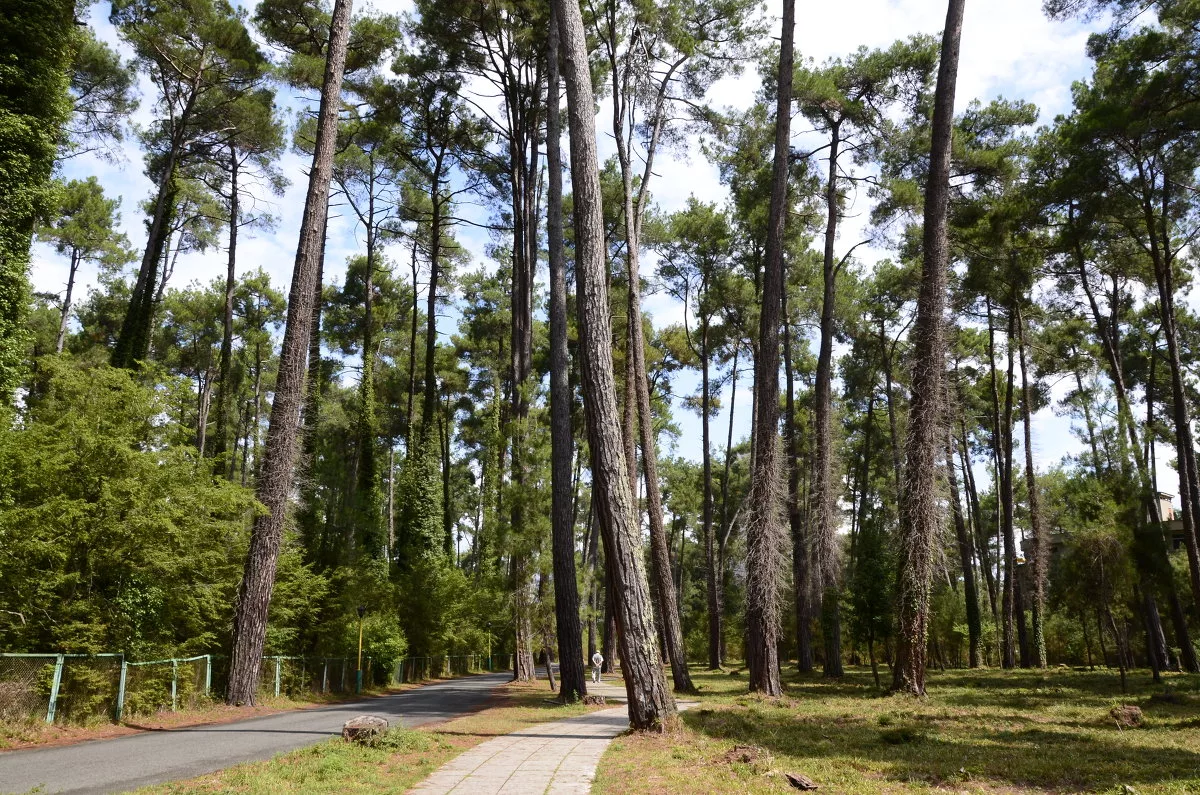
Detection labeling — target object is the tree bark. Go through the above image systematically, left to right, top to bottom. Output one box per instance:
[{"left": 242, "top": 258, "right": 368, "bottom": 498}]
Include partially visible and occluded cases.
[
  {"left": 226, "top": 0, "right": 352, "bottom": 706},
  {"left": 555, "top": 0, "right": 674, "bottom": 728},
  {"left": 744, "top": 0, "right": 794, "bottom": 697},
  {"left": 890, "top": 0, "right": 965, "bottom": 696},
  {"left": 547, "top": 9, "right": 587, "bottom": 701},
  {"left": 814, "top": 122, "right": 843, "bottom": 679},
  {"left": 213, "top": 144, "right": 239, "bottom": 461},
  {"left": 55, "top": 250, "right": 81, "bottom": 354},
  {"left": 784, "top": 290, "right": 813, "bottom": 673},
  {"left": 988, "top": 300, "right": 1018, "bottom": 669},
  {"left": 1016, "top": 306, "right": 1047, "bottom": 668},
  {"left": 707, "top": 335, "right": 728, "bottom": 669},
  {"left": 946, "top": 432, "right": 981, "bottom": 668}
]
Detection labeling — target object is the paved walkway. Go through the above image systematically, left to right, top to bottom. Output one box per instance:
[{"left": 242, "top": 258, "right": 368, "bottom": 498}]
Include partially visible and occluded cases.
[{"left": 411, "top": 676, "right": 691, "bottom": 795}]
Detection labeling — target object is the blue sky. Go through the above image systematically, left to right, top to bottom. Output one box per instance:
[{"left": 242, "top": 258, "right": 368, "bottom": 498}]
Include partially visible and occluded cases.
[{"left": 32, "top": 0, "right": 1185, "bottom": 504}]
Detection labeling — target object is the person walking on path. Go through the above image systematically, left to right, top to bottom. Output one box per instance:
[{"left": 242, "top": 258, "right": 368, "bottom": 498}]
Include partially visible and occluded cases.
[{"left": 591, "top": 651, "right": 604, "bottom": 683}]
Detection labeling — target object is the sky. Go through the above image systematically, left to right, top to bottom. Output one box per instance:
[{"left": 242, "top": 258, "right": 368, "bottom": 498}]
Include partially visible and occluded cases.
[{"left": 30, "top": 0, "right": 1185, "bottom": 504}]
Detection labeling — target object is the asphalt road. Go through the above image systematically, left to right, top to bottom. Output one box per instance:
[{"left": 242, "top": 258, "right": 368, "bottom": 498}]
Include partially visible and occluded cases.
[{"left": 0, "top": 672, "right": 510, "bottom": 795}]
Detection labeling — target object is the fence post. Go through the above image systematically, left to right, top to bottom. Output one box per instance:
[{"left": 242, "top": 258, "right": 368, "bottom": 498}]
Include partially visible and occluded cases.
[
  {"left": 45, "top": 654, "right": 65, "bottom": 724},
  {"left": 204, "top": 655, "right": 212, "bottom": 698},
  {"left": 116, "top": 657, "right": 128, "bottom": 721},
  {"left": 274, "top": 658, "right": 281, "bottom": 698},
  {"left": 171, "top": 659, "right": 179, "bottom": 711},
  {"left": 322, "top": 659, "right": 328, "bottom": 694}
]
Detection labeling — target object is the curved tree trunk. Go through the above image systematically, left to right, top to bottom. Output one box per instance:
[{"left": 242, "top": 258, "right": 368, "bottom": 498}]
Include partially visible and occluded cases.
[
  {"left": 226, "top": 0, "right": 352, "bottom": 706},
  {"left": 555, "top": 0, "right": 674, "bottom": 729},
  {"left": 890, "top": 0, "right": 965, "bottom": 696}
]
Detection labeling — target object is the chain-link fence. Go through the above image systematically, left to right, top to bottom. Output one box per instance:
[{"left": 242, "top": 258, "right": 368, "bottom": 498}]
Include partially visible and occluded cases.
[
  {"left": 0, "top": 654, "right": 122, "bottom": 723},
  {"left": 0, "top": 654, "right": 55, "bottom": 722},
  {"left": 122, "top": 656, "right": 212, "bottom": 717}
]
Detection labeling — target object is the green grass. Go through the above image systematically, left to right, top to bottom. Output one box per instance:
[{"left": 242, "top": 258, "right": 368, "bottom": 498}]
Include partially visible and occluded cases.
[
  {"left": 595, "top": 666, "right": 1200, "bottom": 794},
  {"left": 137, "top": 680, "right": 604, "bottom": 794}
]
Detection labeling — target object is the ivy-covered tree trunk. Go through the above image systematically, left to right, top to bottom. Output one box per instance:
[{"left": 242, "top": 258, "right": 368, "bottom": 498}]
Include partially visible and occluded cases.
[
  {"left": 0, "top": 0, "right": 74, "bottom": 397},
  {"left": 226, "top": 0, "right": 351, "bottom": 706},
  {"left": 555, "top": 0, "right": 674, "bottom": 728},
  {"left": 744, "top": 0, "right": 794, "bottom": 698},
  {"left": 890, "top": 0, "right": 965, "bottom": 696},
  {"left": 546, "top": 8, "right": 587, "bottom": 701}
]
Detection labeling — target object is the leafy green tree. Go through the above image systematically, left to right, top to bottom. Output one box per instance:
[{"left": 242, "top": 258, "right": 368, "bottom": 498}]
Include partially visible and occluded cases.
[
  {"left": 109, "top": 0, "right": 271, "bottom": 369},
  {"left": 63, "top": 25, "right": 137, "bottom": 160},
  {"left": 37, "top": 177, "right": 135, "bottom": 354},
  {"left": 0, "top": 360, "right": 264, "bottom": 656}
]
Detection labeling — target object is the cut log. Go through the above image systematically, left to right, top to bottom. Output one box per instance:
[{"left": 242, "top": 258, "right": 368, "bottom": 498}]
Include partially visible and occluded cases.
[{"left": 786, "top": 772, "right": 819, "bottom": 790}]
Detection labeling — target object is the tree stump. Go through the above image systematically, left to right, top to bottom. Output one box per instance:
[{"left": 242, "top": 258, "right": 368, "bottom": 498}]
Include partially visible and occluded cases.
[
  {"left": 1110, "top": 705, "right": 1143, "bottom": 729},
  {"left": 342, "top": 715, "right": 389, "bottom": 744}
]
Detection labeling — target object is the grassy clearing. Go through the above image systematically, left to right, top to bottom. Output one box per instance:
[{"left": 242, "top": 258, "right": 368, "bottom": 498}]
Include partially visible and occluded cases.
[
  {"left": 595, "top": 666, "right": 1200, "bottom": 794},
  {"left": 138, "top": 680, "right": 604, "bottom": 794}
]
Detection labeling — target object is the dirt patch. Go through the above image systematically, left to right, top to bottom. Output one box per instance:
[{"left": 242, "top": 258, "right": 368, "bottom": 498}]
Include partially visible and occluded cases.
[{"left": 716, "top": 744, "right": 771, "bottom": 766}]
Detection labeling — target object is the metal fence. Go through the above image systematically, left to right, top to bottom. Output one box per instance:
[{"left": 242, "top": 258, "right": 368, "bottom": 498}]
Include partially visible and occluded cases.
[
  {"left": 1, "top": 651, "right": 487, "bottom": 726},
  {"left": 394, "top": 654, "right": 487, "bottom": 682},
  {"left": 122, "top": 655, "right": 212, "bottom": 718},
  {"left": 258, "top": 656, "right": 366, "bottom": 698}
]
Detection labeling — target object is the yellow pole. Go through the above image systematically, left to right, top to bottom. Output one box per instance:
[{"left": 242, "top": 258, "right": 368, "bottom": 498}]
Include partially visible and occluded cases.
[{"left": 356, "top": 612, "right": 365, "bottom": 693}]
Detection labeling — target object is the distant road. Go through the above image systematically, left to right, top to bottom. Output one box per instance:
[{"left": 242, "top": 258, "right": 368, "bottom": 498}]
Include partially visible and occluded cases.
[{"left": 0, "top": 672, "right": 510, "bottom": 795}]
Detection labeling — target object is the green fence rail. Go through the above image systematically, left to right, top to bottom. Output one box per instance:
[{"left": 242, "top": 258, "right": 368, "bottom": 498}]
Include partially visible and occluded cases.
[{"left": 1, "top": 651, "right": 489, "bottom": 725}]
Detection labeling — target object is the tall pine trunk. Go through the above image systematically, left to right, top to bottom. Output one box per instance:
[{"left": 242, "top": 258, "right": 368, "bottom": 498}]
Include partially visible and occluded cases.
[
  {"left": 226, "top": 0, "right": 352, "bottom": 705},
  {"left": 555, "top": 0, "right": 674, "bottom": 728},
  {"left": 744, "top": 0, "right": 794, "bottom": 697},
  {"left": 890, "top": 0, "right": 965, "bottom": 696},
  {"left": 546, "top": 9, "right": 587, "bottom": 701},
  {"left": 814, "top": 123, "right": 842, "bottom": 679},
  {"left": 214, "top": 145, "right": 239, "bottom": 462},
  {"left": 55, "top": 251, "right": 81, "bottom": 354},
  {"left": 784, "top": 289, "right": 813, "bottom": 673},
  {"left": 1017, "top": 306, "right": 1047, "bottom": 668},
  {"left": 703, "top": 327, "right": 722, "bottom": 669},
  {"left": 946, "top": 432, "right": 981, "bottom": 667}
]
